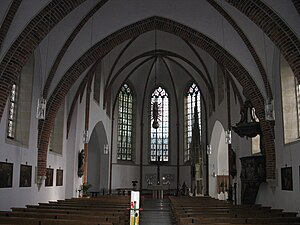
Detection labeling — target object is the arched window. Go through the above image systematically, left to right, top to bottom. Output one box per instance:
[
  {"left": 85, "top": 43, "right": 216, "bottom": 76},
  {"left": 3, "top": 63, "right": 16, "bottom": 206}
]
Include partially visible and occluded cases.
[
  {"left": 6, "top": 55, "right": 34, "bottom": 146},
  {"left": 280, "top": 55, "right": 300, "bottom": 143},
  {"left": 7, "top": 83, "right": 18, "bottom": 139},
  {"left": 185, "top": 83, "right": 201, "bottom": 162},
  {"left": 117, "top": 84, "right": 134, "bottom": 161},
  {"left": 150, "top": 86, "right": 169, "bottom": 162},
  {"left": 49, "top": 103, "right": 64, "bottom": 155}
]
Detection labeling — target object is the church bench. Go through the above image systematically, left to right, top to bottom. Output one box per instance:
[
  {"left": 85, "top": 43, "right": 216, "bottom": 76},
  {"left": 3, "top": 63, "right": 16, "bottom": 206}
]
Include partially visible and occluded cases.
[
  {"left": 57, "top": 195, "right": 145, "bottom": 207},
  {"left": 2, "top": 196, "right": 131, "bottom": 225},
  {"left": 66, "top": 196, "right": 130, "bottom": 203},
  {"left": 169, "top": 196, "right": 300, "bottom": 225},
  {"left": 53, "top": 199, "right": 129, "bottom": 204},
  {"left": 55, "top": 199, "right": 129, "bottom": 205},
  {"left": 40, "top": 200, "right": 128, "bottom": 207},
  {"left": 170, "top": 201, "right": 263, "bottom": 208},
  {"left": 46, "top": 202, "right": 129, "bottom": 208},
  {"left": 43, "top": 203, "right": 129, "bottom": 211},
  {"left": 171, "top": 203, "right": 265, "bottom": 208},
  {"left": 26, "top": 204, "right": 127, "bottom": 212},
  {"left": 171, "top": 204, "right": 298, "bottom": 219},
  {"left": 172, "top": 206, "right": 276, "bottom": 212},
  {"left": 11, "top": 207, "right": 125, "bottom": 216},
  {"left": 172, "top": 207, "right": 293, "bottom": 217},
  {"left": 172, "top": 207, "right": 279, "bottom": 217},
  {"left": 11, "top": 208, "right": 128, "bottom": 224},
  {"left": 0, "top": 211, "right": 120, "bottom": 224},
  {"left": 174, "top": 211, "right": 293, "bottom": 219},
  {"left": 178, "top": 216, "right": 300, "bottom": 225},
  {"left": 0, "top": 217, "right": 113, "bottom": 225},
  {"left": 186, "top": 223, "right": 300, "bottom": 225}
]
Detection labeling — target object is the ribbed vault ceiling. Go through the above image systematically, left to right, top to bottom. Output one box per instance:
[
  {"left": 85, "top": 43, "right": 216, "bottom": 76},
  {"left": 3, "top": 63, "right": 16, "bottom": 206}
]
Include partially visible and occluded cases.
[{"left": 0, "top": 0, "right": 299, "bottom": 179}]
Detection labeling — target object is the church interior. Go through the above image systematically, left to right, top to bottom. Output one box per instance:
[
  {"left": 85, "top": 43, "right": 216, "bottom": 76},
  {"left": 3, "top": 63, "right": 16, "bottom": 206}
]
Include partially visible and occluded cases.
[{"left": 0, "top": 0, "right": 300, "bottom": 224}]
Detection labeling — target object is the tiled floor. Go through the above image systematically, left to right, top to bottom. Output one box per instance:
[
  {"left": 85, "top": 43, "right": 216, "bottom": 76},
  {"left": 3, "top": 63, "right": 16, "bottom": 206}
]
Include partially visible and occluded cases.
[{"left": 139, "top": 198, "right": 176, "bottom": 225}]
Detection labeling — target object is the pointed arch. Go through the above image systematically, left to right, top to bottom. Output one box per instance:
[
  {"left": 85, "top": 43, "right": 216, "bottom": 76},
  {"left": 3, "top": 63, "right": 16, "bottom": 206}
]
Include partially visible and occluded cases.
[
  {"left": 38, "top": 16, "right": 274, "bottom": 180},
  {"left": 116, "top": 82, "right": 136, "bottom": 161},
  {"left": 184, "top": 82, "right": 201, "bottom": 163},
  {"left": 150, "top": 85, "right": 169, "bottom": 162}
]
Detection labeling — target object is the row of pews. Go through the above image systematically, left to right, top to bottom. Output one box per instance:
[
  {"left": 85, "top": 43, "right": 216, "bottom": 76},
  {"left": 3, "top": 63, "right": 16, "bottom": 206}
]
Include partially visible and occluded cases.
[
  {"left": 0, "top": 195, "right": 131, "bottom": 225},
  {"left": 169, "top": 196, "right": 300, "bottom": 225}
]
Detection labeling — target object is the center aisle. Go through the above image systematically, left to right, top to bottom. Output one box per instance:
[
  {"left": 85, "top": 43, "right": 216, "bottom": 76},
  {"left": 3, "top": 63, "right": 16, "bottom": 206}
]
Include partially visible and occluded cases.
[{"left": 139, "top": 197, "right": 176, "bottom": 225}]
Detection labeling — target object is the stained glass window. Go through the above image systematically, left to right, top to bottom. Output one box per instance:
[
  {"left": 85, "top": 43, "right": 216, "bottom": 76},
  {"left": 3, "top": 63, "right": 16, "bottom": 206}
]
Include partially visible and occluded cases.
[
  {"left": 185, "top": 83, "right": 201, "bottom": 162},
  {"left": 117, "top": 84, "right": 134, "bottom": 161},
  {"left": 150, "top": 86, "right": 169, "bottom": 162}
]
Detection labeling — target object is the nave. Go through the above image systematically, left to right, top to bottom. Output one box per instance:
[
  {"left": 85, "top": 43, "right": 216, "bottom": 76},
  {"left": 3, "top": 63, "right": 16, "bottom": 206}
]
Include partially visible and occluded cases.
[{"left": 1, "top": 0, "right": 300, "bottom": 217}]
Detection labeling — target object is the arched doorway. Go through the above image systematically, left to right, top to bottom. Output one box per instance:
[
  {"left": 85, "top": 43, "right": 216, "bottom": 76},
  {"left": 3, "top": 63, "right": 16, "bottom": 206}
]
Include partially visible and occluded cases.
[
  {"left": 87, "top": 121, "right": 109, "bottom": 194},
  {"left": 209, "top": 121, "right": 228, "bottom": 200}
]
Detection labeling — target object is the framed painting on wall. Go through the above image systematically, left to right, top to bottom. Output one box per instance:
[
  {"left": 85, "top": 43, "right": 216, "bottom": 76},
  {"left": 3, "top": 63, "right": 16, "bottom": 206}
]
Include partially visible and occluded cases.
[
  {"left": 0, "top": 162, "right": 13, "bottom": 188},
  {"left": 19, "top": 164, "right": 32, "bottom": 187},
  {"left": 281, "top": 167, "right": 293, "bottom": 191},
  {"left": 45, "top": 168, "right": 54, "bottom": 187},
  {"left": 56, "top": 169, "right": 63, "bottom": 186}
]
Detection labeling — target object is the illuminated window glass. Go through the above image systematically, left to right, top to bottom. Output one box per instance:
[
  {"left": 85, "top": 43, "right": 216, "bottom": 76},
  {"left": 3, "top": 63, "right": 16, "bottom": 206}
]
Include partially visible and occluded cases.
[
  {"left": 6, "top": 55, "right": 34, "bottom": 146},
  {"left": 281, "top": 55, "right": 300, "bottom": 143},
  {"left": 7, "top": 83, "right": 18, "bottom": 139},
  {"left": 184, "top": 83, "right": 201, "bottom": 162},
  {"left": 117, "top": 84, "right": 134, "bottom": 161},
  {"left": 150, "top": 86, "right": 169, "bottom": 162}
]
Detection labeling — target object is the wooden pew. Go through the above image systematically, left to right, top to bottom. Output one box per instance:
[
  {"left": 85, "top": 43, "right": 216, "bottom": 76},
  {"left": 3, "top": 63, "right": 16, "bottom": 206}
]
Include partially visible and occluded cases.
[
  {"left": 2, "top": 196, "right": 132, "bottom": 225},
  {"left": 169, "top": 196, "right": 300, "bottom": 225},
  {"left": 26, "top": 204, "right": 127, "bottom": 212},
  {"left": 11, "top": 205, "right": 128, "bottom": 224},
  {"left": 11, "top": 207, "right": 125, "bottom": 216},
  {"left": 0, "top": 211, "right": 120, "bottom": 224},
  {"left": 178, "top": 216, "right": 300, "bottom": 225},
  {"left": 0, "top": 217, "right": 113, "bottom": 225},
  {"left": 185, "top": 223, "right": 300, "bottom": 225}
]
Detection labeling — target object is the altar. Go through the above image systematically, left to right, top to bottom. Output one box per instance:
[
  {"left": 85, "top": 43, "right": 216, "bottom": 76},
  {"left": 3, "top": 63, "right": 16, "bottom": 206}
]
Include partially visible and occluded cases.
[{"left": 148, "top": 185, "right": 169, "bottom": 199}]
